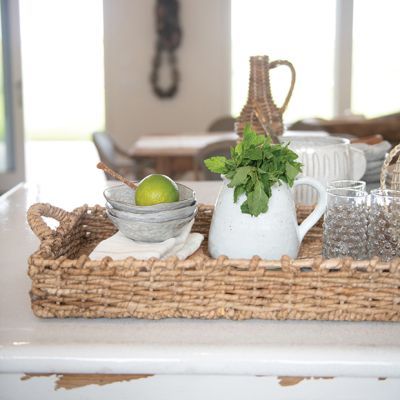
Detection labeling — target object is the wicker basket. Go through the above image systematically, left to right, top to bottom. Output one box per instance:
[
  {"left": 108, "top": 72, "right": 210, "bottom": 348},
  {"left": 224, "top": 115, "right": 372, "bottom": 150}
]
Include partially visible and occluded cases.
[
  {"left": 381, "top": 142, "right": 400, "bottom": 190},
  {"left": 27, "top": 203, "right": 400, "bottom": 321}
]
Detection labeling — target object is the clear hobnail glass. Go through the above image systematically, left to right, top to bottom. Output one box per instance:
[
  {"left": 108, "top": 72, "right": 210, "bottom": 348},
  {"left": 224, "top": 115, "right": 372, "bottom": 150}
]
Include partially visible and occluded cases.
[
  {"left": 327, "top": 180, "right": 366, "bottom": 191},
  {"left": 323, "top": 188, "right": 369, "bottom": 260},
  {"left": 368, "top": 189, "right": 400, "bottom": 261}
]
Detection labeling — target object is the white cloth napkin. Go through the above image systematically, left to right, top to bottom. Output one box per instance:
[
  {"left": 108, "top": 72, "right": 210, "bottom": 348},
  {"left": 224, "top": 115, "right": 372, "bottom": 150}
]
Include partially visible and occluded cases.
[{"left": 90, "top": 220, "right": 204, "bottom": 260}]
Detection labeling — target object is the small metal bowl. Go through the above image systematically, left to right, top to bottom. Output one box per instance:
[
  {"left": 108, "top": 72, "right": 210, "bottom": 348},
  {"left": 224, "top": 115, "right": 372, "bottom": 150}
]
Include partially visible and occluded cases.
[
  {"left": 104, "top": 183, "right": 195, "bottom": 213},
  {"left": 106, "top": 202, "right": 197, "bottom": 222},
  {"left": 106, "top": 211, "right": 195, "bottom": 242}
]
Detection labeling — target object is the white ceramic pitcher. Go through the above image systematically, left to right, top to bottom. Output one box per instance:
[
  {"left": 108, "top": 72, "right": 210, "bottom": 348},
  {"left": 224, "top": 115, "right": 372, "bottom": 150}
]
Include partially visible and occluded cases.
[{"left": 208, "top": 177, "right": 327, "bottom": 260}]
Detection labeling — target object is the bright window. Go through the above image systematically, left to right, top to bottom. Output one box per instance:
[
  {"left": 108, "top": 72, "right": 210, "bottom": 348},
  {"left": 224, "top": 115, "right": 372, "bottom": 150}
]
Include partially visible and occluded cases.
[
  {"left": 20, "top": 0, "right": 104, "bottom": 140},
  {"left": 231, "top": 0, "right": 336, "bottom": 123},
  {"left": 232, "top": 0, "right": 400, "bottom": 123},
  {"left": 351, "top": 0, "right": 400, "bottom": 118},
  {"left": 0, "top": 2, "right": 6, "bottom": 172}
]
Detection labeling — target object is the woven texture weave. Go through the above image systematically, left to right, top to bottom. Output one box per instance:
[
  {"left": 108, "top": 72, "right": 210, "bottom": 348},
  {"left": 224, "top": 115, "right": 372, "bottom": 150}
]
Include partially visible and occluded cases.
[{"left": 27, "top": 203, "right": 400, "bottom": 321}]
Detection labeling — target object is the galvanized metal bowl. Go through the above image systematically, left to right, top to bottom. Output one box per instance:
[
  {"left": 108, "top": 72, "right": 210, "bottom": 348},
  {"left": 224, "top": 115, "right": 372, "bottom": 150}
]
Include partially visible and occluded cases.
[
  {"left": 103, "top": 183, "right": 195, "bottom": 213},
  {"left": 106, "top": 202, "right": 197, "bottom": 223},
  {"left": 106, "top": 211, "right": 195, "bottom": 242}
]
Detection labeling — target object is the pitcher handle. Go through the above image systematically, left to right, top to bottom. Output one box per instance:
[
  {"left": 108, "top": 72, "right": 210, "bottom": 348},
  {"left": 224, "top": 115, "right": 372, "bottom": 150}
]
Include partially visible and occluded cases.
[
  {"left": 269, "top": 59, "right": 296, "bottom": 113},
  {"left": 293, "top": 177, "right": 327, "bottom": 242}
]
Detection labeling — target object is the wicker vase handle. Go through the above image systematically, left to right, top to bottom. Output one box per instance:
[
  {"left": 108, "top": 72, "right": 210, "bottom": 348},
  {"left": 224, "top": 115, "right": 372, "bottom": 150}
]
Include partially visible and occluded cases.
[
  {"left": 269, "top": 59, "right": 296, "bottom": 113},
  {"left": 380, "top": 143, "right": 400, "bottom": 190},
  {"left": 27, "top": 203, "right": 73, "bottom": 241}
]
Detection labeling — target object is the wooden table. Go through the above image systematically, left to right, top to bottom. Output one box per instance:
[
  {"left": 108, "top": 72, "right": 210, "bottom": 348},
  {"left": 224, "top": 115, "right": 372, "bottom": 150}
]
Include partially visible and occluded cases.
[
  {"left": 128, "top": 132, "right": 238, "bottom": 179},
  {"left": 1, "top": 181, "right": 400, "bottom": 399}
]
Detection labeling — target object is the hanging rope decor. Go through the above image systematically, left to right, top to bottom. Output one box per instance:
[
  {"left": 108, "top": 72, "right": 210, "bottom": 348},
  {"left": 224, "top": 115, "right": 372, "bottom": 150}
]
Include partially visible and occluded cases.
[{"left": 150, "top": 0, "right": 182, "bottom": 99}]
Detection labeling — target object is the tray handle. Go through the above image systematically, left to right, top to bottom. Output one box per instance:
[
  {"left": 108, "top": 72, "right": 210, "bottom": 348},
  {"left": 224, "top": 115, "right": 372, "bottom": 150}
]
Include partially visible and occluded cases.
[{"left": 27, "top": 203, "right": 74, "bottom": 241}]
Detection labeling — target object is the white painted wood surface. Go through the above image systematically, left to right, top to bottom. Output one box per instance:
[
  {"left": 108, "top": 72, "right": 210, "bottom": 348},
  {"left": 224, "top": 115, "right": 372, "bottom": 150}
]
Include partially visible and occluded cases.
[{"left": 1, "top": 374, "right": 400, "bottom": 400}]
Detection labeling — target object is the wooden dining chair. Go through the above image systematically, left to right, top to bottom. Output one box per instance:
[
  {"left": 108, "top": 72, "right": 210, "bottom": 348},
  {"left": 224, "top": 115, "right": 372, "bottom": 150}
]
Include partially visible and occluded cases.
[
  {"left": 207, "top": 116, "right": 236, "bottom": 132},
  {"left": 92, "top": 131, "right": 138, "bottom": 180},
  {"left": 195, "top": 139, "right": 237, "bottom": 180}
]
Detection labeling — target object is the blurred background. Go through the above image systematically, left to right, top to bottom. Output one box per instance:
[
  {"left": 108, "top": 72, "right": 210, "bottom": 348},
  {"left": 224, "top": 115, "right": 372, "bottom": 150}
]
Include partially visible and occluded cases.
[{"left": 0, "top": 0, "right": 399, "bottom": 193}]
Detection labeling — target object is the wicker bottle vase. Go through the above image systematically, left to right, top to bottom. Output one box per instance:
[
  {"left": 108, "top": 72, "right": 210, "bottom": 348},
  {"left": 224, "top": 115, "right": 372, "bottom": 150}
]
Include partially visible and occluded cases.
[{"left": 236, "top": 55, "right": 296, "bottom": 143}]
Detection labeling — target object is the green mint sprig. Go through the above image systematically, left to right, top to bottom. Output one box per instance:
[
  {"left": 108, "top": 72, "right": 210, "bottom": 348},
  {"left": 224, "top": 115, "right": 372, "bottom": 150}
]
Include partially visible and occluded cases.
[{"left": 204, "top": 125, "right": 302, "bottom": 217}]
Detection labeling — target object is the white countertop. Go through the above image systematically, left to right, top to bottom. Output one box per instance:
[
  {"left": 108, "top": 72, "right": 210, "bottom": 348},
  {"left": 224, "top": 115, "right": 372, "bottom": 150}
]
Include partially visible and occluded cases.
[{"left": 1, "top": 181, "right": 400, "bottom": 377}]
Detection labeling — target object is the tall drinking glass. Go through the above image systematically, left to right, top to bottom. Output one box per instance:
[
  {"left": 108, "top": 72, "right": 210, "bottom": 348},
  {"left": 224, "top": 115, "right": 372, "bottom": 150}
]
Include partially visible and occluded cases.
[
  {"left": 327, "top": 180, "right": 366, "bottom": 191},
  {"left": 323, "top": 188, "right": 369, "bottom": 259},
  {"left": 368, "top": 189, "right": 400, "bottom": 261}
]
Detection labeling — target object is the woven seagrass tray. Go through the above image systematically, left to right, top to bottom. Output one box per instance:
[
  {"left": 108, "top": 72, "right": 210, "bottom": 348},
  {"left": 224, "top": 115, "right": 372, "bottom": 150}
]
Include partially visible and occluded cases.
[{"left": 27, "top": 203, "right": 400, "bottom": 321}]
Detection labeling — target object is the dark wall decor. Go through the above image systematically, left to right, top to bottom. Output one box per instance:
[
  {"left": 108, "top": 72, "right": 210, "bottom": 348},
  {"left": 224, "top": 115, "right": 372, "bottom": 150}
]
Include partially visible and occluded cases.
[{"left": 150, "top": 0, "right": 182, "bottom": 99}]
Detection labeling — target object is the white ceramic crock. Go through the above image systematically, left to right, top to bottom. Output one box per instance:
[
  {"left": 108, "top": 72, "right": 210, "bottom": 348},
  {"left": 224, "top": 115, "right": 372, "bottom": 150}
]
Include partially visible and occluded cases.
[
  {"left": 280, "top": 136, "right": 367, "bottom": 204},
  {"left": 208, "top": 177, "right": 327, "bottom": 260}
]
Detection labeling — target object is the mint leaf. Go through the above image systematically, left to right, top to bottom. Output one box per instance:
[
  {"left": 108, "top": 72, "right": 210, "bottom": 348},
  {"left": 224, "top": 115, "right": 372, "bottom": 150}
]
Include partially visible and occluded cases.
[
  {"left": 243, "top": 124, "right": 265, "bottom": 148},
  {"left": 243, "top": 124, "right": 257, "bottom": 144},
  {"left": 234, "top": 141, "right": 243, "bottom": 157},
  {"left": 245, "top": 146, "right": 263, "bottom": 160},
  {"left": 204, "top": 156, "right": 227, "bottom": 174},
  {"left": 225, "top": 159, "right": 236, "bottom": 170},
  {"left": 286, "top": 162, "right": 300, "bottom": 185},
  {"left": 228, "top": 166, "right": 252, "bottom": 187},
  {"left": 225, "top": 170, "right": 235, "bottom": 179},
  {"left": 247, "top": 180, "right": 268, "bottom": 217},
  {"left": 233, "top": 185, "right": 246, "bottom": 202},
  {"left": 240, "top": 200, "right": 250, "bottom": 214}
]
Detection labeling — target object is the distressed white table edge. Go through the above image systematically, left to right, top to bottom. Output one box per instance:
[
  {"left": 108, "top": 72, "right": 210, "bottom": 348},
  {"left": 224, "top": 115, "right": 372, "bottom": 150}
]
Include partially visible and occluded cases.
[{"left": 1, "top": 181, "right": 400, "bottom": 381}]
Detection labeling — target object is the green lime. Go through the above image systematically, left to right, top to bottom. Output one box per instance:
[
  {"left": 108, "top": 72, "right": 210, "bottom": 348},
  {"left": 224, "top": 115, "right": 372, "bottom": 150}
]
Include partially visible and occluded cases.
[{"left": 135, "top": 174, "right": 179, "bottom": 206}]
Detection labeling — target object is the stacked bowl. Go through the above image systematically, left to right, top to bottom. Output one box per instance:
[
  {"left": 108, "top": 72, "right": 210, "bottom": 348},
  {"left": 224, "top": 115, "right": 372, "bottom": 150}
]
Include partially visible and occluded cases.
[{"left": 104, "top": 183, "right": 197, "bottom": 242}]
